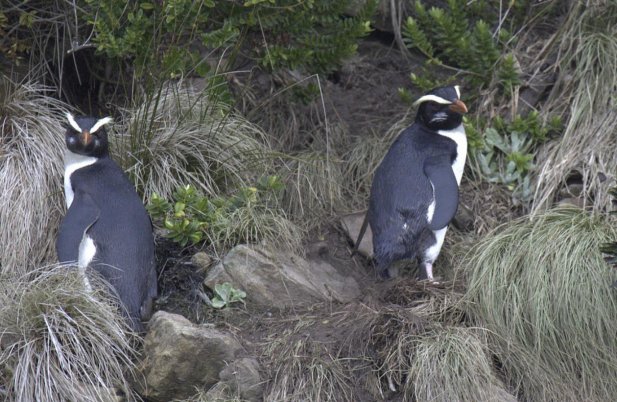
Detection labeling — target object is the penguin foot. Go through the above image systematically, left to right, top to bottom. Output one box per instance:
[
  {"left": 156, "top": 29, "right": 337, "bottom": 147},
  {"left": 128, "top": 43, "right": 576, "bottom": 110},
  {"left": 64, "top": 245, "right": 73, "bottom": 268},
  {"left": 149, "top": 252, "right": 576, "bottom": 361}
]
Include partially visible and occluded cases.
[{"left": 418, "top": 262, "right": 439, "bottom": 283}]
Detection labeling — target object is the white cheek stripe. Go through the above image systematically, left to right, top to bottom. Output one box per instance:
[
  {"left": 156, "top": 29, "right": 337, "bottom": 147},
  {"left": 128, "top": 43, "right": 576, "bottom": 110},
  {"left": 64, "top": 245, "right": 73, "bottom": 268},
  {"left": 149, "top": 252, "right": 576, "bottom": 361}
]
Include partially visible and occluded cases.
[
  {"left": 454, "top": 85, "right": 460, "bottom": 98},
  {"left": 413, "top": 94, "right": 451, "bottom": 106},
  {"left": 66, "top": 113, "right": 81, "bottom": 132},
  {"left": 90, "top": 117, "right": 113, "bottom": 133}
]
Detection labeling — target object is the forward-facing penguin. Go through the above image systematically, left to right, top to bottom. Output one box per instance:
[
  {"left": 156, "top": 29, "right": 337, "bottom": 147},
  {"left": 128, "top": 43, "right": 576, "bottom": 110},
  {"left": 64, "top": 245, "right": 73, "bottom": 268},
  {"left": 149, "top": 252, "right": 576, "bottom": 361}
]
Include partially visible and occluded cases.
[
  {"left": 360, "top": 86, "right": 468, "bottom": 281},
  {"left": 56, "top": 114, "right": 157, "bottom": 331}
]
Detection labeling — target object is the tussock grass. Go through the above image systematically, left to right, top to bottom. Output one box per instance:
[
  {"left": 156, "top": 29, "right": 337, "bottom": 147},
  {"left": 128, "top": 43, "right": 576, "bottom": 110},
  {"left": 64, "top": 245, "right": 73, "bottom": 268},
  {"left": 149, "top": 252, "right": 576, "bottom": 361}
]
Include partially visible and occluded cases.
[
  {"left": 532, "top": 1, "right": 617, "bottom": 213},
  {"left": 0, "top": 78, "right": 69, "bottom": 275},
  {"left": 114, "top": 82, "right": 272, "bottom": 200},
  {"left": 279, "top": 150, "right": 346, "bottom": 221},
  {"left": 206, "top": 200, "right": 303, "bottom": 257},
  {"left": 464, "top": 206, "right": 617, "bottom": 401},
  {"left": 0, "top": 265, "right": 139, "bottom": 401},
  {"left": 339, "top": 281, "right": 500, "bottom": 401},
  {"left": 263, "top": 326, "right": 354, "bottom": 402},
  {"left": 408, "top": 327, "right": 507, "bottom": 402}
]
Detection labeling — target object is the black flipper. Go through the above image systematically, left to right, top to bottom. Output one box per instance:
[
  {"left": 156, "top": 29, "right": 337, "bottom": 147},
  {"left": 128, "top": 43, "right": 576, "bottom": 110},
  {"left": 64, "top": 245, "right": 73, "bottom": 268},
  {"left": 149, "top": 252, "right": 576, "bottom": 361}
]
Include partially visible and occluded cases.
[
  {"left": 424, "top": 156, "right": 459, "bottom": 230},
  {"left": 56, "top": 192, "right": 100, "bottom": 263}
]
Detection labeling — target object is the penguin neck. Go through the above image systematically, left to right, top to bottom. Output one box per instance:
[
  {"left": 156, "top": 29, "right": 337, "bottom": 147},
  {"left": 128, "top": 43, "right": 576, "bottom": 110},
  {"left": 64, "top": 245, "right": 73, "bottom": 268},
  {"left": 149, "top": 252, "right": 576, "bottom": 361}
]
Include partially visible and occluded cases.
[
  {"left": 436, "top": 123, "right": 467, "bottom": 184},
  {"left": 64, "top": 150, "right": 99, "bottom": 208}
]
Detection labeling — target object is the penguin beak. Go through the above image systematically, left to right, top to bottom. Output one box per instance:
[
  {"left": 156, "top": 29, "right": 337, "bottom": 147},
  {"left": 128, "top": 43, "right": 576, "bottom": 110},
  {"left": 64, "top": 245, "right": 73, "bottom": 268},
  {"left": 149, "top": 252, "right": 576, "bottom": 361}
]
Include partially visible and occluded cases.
[
  {"left": 449, "top": 100, "right": 468, "bottom": 114},
  {"left": 80, "top": 130, "right": 92, "bottom": 146}
]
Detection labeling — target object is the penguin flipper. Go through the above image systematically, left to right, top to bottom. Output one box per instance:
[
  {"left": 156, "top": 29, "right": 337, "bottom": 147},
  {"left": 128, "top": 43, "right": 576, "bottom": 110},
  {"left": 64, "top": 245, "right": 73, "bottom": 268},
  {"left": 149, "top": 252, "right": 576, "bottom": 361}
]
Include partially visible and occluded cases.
[
  {"left": 424, "top": 156, "right": 459, "bottom": 230},
  {"left": 56, "top": 192, "right": 100, "bottom": 263}
]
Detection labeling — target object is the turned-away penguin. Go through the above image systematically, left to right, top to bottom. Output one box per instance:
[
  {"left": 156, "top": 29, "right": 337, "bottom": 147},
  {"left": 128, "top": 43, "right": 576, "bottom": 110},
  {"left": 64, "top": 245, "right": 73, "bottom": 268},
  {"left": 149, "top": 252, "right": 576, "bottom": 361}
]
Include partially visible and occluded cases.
[
  {"left": 356, "top": 85, "right": 468, "bottom": 280},
  {"left": 56, "top": 114, "right": 157, "bottom": 331}
]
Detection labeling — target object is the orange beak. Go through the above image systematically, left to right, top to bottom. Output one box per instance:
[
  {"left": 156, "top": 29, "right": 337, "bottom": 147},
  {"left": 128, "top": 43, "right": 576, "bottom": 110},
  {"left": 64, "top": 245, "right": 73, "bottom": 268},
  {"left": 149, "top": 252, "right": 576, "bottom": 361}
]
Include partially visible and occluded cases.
[
  {"left": 449, "top": 99, "right": 468, "bottom": 114},
  {"left": 80, "top": 130, "right": 92, "bottom": 145}
]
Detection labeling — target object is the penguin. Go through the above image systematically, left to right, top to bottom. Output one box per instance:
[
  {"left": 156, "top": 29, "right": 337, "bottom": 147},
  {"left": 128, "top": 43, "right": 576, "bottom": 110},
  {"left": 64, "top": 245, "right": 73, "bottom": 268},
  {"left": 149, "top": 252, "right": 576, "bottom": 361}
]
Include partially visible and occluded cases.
[
  {"left": 360, "top": 85, "right": 468, "bottom": 281},
  {"left": 56, "top": 113, "right": 158, "bottom": 332}
]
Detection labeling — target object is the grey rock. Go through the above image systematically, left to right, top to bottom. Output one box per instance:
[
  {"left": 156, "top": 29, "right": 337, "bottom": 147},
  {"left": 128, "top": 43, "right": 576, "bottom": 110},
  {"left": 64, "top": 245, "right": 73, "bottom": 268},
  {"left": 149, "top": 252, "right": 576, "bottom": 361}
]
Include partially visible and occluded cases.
[
  {"left": 341, "top": 211, "right": 373, "bottom": 258},
  {"left": 204, "top": 245, "right": 361, "bottom": 309},
  {"left": 191, "top": 251, "right": 214, "bottom": 273},
  {"left": 136, "top": 311, "right": 243, "bottom": 402},
  {"left": 219, "top": 358, "right": 263, "bottom": 402}
]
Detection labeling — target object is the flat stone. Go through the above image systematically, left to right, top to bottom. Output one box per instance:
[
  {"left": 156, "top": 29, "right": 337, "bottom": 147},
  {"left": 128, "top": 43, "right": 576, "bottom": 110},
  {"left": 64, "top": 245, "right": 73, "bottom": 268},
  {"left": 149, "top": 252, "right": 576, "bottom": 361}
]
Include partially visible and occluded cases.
[{"left": 204, "top": 245, "right": 361, "bottom": 309}]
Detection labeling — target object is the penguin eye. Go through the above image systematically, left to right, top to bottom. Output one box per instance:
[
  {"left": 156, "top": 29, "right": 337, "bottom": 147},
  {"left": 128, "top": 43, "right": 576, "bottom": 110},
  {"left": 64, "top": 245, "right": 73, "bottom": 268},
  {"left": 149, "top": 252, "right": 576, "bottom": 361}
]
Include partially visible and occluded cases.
[{"left": 424, "top": 101, "right": 442, "bottom": 114}]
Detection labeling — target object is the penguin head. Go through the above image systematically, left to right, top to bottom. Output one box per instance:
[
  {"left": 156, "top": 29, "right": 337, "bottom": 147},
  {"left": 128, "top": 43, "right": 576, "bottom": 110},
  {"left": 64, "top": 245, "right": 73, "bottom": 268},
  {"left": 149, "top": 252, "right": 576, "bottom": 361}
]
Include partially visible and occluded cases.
[
  {"left": 413, "top": 85, "right": 468, "bottom": 131},
  {"left": 65, "top": 114, "right": 112, "bottom": 158}
]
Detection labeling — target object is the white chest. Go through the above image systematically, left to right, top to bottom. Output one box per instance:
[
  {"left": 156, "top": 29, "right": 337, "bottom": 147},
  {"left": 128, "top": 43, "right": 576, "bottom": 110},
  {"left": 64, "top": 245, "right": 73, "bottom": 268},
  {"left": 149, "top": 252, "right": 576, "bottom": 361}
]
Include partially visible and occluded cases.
[
  {"left": 437, "top": 124, "right": 467, "bottom": 184},
  {"left": 64, "top": 151, "right": 97, "bottom": 208}
]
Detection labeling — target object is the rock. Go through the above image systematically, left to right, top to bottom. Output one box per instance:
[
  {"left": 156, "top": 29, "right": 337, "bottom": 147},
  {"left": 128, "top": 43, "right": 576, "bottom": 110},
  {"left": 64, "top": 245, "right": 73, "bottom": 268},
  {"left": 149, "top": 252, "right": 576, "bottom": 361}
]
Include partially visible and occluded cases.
[
  {"left": 557, "top": 197, "right": 585, "bottom": 208},
  {"left": 341, "top": 211, "right": 373, "bottom": 258},
  {"left": 204, "top": 245, "right": 361, "bottom": 309},
  {"left": 191, "top": 251, "right": 214, "bottom": 273},
  {"left": 136, "top": 311, "right": 243, "bottom": 402},
  {"left": 218, "top": 358, "right": 263, "bottom": 402}
]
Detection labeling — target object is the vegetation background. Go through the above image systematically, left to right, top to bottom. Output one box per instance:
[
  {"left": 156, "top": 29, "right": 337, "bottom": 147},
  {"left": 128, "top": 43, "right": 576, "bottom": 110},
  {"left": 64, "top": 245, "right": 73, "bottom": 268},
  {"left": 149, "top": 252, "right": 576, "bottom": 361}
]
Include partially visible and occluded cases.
[{"left": 1, "top": 0, "right": 616, "bottom": 401}]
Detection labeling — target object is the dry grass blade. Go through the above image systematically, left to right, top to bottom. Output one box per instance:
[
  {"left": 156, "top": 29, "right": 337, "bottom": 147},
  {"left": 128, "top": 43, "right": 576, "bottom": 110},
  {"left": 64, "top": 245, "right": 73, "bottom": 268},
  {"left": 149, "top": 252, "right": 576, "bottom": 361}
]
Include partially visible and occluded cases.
[
  {"left": 532, "top": 1, "right": 617, "bottom": 213},
  {"left": 0, "top": 78, "right": 70, "bottom": 275},
  {"left": 279, "top": 150, "right": 346, "bottom": 221},
  {"left": 463, "top": 206, "right": 617, "bottom": 401},
  {"left": 0, "top": 265, "right": 139, "bottom": 401}
]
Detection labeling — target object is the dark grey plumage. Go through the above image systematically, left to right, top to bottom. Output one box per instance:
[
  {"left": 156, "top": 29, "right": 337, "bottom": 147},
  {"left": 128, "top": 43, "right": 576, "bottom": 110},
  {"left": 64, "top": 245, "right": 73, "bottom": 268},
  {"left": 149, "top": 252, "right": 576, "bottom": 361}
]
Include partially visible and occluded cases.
[
  {"left": 366, "top": 86, "right": 468, "bottom": 280},
  {"left": 56, "top": 115, "right": 157, "bottom": 332}
]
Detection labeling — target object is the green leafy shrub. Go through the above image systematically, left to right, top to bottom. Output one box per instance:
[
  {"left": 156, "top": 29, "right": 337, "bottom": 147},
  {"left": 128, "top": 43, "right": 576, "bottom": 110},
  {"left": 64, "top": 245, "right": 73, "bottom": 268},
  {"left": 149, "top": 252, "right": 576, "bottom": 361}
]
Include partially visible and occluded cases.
[
  {"left": 82, "top": 0, "right": 376, "bottom": 92},
  {"left": 401, "top": 0, "right": 519, "bottom": 90},
  {"left": 469, "top": 112, "right": 562, "bottom": 205},
  {"left": 147, "top": 178, "right": 302, "bottom": 254}
]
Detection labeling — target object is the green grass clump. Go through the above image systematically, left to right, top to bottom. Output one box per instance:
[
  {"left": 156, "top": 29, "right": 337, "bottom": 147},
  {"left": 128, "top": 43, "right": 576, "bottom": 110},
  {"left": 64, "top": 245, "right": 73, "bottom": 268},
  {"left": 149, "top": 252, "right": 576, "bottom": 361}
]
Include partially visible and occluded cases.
[
  {"left": 532, "top": 1, "right": 617, "bottom": 213},
  {"left": 0, "top": 78, "right": 69, "bottom": 275},
  {"left": 113, "top": 82, "right": 272, "bottom": 200},
  {"left": 279, "top": 149, "right": 346, "bottom": 220},
  {"left": 464, "top": 206, "right": 617, "bottom": 401},
  {"left": 0, "top": 266, "right": 138, "bottom": 401},
  {"left": 263, "top": 326, "right": 354, "bottom": 402},
  {"left": 407, "top": 327, "right": 507, "bottom": 402}
]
